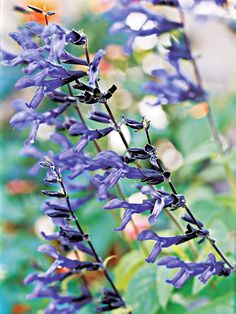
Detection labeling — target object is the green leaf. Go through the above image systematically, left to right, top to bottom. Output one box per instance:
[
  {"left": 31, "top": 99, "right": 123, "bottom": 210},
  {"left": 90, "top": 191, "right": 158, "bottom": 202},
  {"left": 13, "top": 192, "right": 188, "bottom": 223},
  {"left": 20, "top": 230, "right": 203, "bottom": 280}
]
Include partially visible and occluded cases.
[
  {"left": 176, "top": 117, "right": 209, "bottom": 156},
  {"left": 185, "top": 140, "right": 216, "bottom": 165},
  {"left": 225, "top": 146, "right": 236, "bottom": 171},
  {"left": 114, "top": 250, "right": 145, "bottom": 291},
  {"left": 125, "top": 264, "right": 159, "bottom": 314},
  {"left": 156, "top": 267, "right": 173, "bottom": 309},
  {"left": 192, "top": 275, "right": 206, "bottom": 295},
  {"left": 191, "top": 292, "right": 234, "bottom": 314},
  {"left": 158, "top": 302, "right": 188, "bottom": 314}
]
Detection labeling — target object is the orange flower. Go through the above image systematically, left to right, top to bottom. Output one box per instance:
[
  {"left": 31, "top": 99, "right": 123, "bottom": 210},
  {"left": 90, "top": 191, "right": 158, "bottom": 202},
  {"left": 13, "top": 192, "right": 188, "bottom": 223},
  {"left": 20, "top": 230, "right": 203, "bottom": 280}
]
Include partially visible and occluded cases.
[
  {"left": 21, "top": 0, "right": 61, "bottom": 24},
  {"left": 191, "top": 102, "right": 209, "bottom": 119},
  {"left": 6, "top": 179, "right": 36, "bottom": 195},
  {"left": 12, "top": 304, "right": 31, "bottom": 314}
]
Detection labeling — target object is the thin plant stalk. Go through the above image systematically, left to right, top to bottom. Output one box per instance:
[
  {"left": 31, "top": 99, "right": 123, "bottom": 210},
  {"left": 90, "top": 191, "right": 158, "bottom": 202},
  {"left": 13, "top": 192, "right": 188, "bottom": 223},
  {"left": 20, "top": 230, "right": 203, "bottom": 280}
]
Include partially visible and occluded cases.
[
  {"left": 178, "top": 5, "right": 236, "bottom": 198},
  {"left": 54, "top": 167, "right": 130, "bottom": 313}
]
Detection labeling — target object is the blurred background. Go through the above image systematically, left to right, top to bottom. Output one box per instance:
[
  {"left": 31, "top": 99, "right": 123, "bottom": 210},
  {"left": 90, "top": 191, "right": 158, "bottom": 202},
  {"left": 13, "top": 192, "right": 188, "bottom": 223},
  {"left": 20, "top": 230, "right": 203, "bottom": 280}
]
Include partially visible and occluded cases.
[{"left": 1, "top": 0, "right": 236, "bottom": 313}]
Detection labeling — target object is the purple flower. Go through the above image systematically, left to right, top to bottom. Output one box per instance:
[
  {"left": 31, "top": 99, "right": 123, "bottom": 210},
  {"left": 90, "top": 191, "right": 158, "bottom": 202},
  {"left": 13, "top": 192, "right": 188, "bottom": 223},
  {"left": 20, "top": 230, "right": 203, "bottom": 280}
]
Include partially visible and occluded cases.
[
  {"left": 193, "top": 0, "right": 227, "bottom": 6},
  {"left": 109, "top": 4, "right": 182, "bottom": 54},
  {"left": 25, "top": 21, "right": 44, "bottom": 36},
  {"left": 3, "top": 22, "right": 88, "bottom": 106},
  {"left": 9, "top": 28, "right": 38, "bottom": 50},
  {"left": 67, "top": 29, "right": 87, "bottom": 46},
  {"left": 0, "top": 48, "right": 17, "bottom": 64},
  {"left": 88, "top": 49, "right": 105, "bottom": 87},
  {"left": 143, "top": 68, "right": 205, "bottom": 105},
  {"left": 10, "top": 99, "right": 70, "bottom": 146},
  {"left": 89, "top": 110, "right": 111, "bottom": 124},
  {"left": 122, "top": 116, "right": 146, "bottom": 131},
  {"left": 69, "top": 122, "right": 114, "bottom": 152},
  {"left": 92, "top": 169, "right": 125, "bottom": 200},
  {"left": 139, "top": 185, "right": 186, "bottom": 224},
  {"left": 104, "top": 186, "right": 186, "bottom": 228},
  {"left": 104, "top": 197, "right": 154, "bottom": 231},
  {"left": 43, "top": 203, "right": 70, "bottom": 218},
  {"left": 181, "top": 213, "right": 204, "bottom": 228},
  {"left": 138, "top": 224, "right": 209, "bottom": 263},
  {"left": 138, "top": 230, "right": 186, "bottom": 263},
  {"left": 38, "top": 244, "right": 100, "bottom": 273},
  {"left": 157, "top": 253, "right": 232, "bottom": 288},
  {"left": 25, "top": 276, "right": 92, "bottom": 313},
  {"left": 96, "top": 287, "right": 125, "bottom": 312},
  {"left": 44, "top": 290, "right": 92, "bottom": 314}
]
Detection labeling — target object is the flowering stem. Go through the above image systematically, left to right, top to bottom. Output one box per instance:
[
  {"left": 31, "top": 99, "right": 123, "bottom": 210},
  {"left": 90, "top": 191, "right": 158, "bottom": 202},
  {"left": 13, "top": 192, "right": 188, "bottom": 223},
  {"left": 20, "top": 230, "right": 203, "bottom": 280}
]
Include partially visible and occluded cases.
[
  {"left": 178, "top": 5, "right": 236, "bottom": 198},
  {"left": 42, "top": 11, "right": 96, "bottom": 301},
  {"left": 71, "top": 41, "right": 147, "bottom": 255},
  {"left": 67, "top": 83, "right": 144, "bottom": 255},
  {"left": 102, "top": 98, "right": 197, "bottom": 258},
  {"left": 100, "top": 99, "right": 151, "bottom": 257},
  {"left": 144, "top": 128, "right": 199, "bottom": 257},
  {"left": 144, "top": 129, "right": 233, "bottom": 268},
  {"left": 53, "top": 167, "right": 130, "bottom": 312}
]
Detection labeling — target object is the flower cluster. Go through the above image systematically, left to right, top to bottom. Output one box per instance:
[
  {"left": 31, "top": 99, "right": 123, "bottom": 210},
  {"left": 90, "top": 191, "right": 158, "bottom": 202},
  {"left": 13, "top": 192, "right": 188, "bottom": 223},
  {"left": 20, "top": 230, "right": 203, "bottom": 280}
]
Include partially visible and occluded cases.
[
  {"left": 106, "top": 0, "right": 234, "bottom": 286},
  {"left": 109, "top": 0, "right": 230, "bottom": 106},
  {"left": 3, "top": 2, "right": 234, "bottom": 311},
  {"left": 3, "top": 8, "right": 131, "bottom": 312},
  {"left": 102, "top": 123, "right": 232, "bottom": 286},
  {"left": 157, "top": 253, "right": 231, "bottom": 288}
]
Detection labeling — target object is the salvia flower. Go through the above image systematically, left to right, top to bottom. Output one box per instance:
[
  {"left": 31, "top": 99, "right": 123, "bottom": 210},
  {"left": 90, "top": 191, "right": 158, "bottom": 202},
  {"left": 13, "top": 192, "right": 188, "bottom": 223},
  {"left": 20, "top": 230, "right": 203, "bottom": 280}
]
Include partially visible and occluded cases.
[
  {"left": 109, "top": 1, "right": 208, "bottom": 105},
  {"left": 109, "top": 4, "right": 182, "bottom": 54},
  {"left": 6, "top": 5, "right": 234, "bottom": 309},
  {"left": 88, "top": 49, "right": 105, "bottom": 87},
  {"left": 89, "top": 110, "right": 111, "bottom": 124},
  {"left": 122, "top": 116, "right": 147, "bottom": 131},
  {"left": 69, "top": 122, "right": 114, "bottom": 152},
  {"left": 104, "top": 185, "right": 186, "bottom": 229},
  {"left": 139, "top": 185, "right": 186, "bottom": 223},
  {"left": 104, "top": 197, "right": 154, "bottom": 230},
  {"left": 137, "top": 229, "right": 204, "bottom": 263},
  {"left": 38, "top": 244, "right": 101, "bottom": 273},
  {"left": 157, "top": 253, "right": 232, "bottom": 288},
  {"left": 96, "top": 287, "right": 126, "bottom": 312}
]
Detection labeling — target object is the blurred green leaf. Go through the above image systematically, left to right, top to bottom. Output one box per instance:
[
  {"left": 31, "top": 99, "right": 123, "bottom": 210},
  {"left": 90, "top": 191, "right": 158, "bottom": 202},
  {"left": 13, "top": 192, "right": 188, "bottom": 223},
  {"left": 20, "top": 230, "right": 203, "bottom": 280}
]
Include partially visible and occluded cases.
[
  {"left": 176, "top": 117, "right": 209, "bottom": 156},
  {"left": 185, "top": 140, "right": 216, "bottom": 164},
  {"left": 225, "top": 146, "right": 236, "bottom": 171},
  {"left": 114, "top": 250, "right": 145, "bottom": 291},
  {"left": 125, "top": 264, "right": 159, "bottom": 314},
  {"left": 156, "top": 267, "right": 173, "bottom": 309},
  {"left": 192, "top": 276, "right": 207, "bottom": 296},
  {"left": 191, "top": 292, "right": 234, "bottom": 314},
  {"left": 158, "top": 301, "right": 188, "bottom": 314}
]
